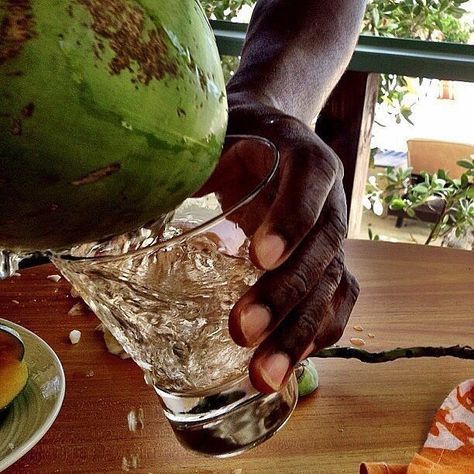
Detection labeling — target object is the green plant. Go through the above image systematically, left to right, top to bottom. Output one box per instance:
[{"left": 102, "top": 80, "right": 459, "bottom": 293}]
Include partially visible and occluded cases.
[
  {"left": 201, "top": 0, "right": 253, "bottom": 20},
  {"left": 363, "top": 0, "right": 473, "bottom": 124},
  {"left": 363, "top": 0, "right": 472, "bottom": 42},
  {"left": 220, "top": 55, "right": 241, "bottom": 83},
  {"left": 365, "top": 156, "right": 474, "bottom": 245},
  {"left": 368, "top": 227, "right": 380, "bottom": 241}
]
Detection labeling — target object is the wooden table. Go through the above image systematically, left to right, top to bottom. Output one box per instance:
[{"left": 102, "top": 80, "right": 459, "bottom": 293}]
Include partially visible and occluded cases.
[{"left": 1, "top": 241, "right": 473, "bottom": 474}]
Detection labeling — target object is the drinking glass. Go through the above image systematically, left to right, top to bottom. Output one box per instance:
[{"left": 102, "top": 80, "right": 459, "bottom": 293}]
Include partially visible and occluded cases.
[{"left": 52, "top": 135, "right": 298, "bottom": 457}]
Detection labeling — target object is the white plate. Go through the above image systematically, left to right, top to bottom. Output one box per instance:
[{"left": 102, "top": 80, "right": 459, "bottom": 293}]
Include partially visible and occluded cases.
[{"left": 0, "top": 319, "right": 65, "bottom": 472}]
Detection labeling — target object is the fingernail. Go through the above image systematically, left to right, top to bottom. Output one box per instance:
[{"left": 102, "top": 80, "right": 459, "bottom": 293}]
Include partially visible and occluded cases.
[
  {"left": 255, "top": 234, "right": 286, "bottom": 270},
  {"left": 240, "top": 304, "right": 272, "bottom": 344},
  {"left": 260, "top": 352, "right": 291, "bottom": 391}
]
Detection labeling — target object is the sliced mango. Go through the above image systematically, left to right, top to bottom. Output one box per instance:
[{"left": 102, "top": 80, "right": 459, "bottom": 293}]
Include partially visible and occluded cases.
[
  {"left": 0, "top": 324, "right": 28, "bottom": 411},
  {"left": 0, "top": 325, "right": 25, "bottom": 362},
  {"left": 0, "top": 360, "right": 29, "bottom": 410}
]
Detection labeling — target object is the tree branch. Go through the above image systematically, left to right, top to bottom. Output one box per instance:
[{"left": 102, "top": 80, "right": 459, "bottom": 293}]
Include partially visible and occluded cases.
[{"left": 314, "top": 345, "right": 474, "bottom": 363}]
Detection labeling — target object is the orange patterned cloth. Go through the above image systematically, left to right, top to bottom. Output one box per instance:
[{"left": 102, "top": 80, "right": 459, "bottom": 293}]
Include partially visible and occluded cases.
[{"left": 361, "top": 380, "right": 474, "bottom": 474}]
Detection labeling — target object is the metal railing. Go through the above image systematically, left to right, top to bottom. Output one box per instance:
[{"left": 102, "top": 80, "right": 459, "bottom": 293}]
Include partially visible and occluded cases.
[{"left": 211, "top": 20, "right": 474, "bottom": 82}]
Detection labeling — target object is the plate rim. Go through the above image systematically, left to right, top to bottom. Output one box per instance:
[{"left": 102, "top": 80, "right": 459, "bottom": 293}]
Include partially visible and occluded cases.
[{"left": 0, "top": 318, "right": 66, "bottom": 472}]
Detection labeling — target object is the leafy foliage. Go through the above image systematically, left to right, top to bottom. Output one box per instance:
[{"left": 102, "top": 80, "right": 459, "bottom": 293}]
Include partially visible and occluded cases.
[
  {"left": 202, "top": 0, "right": 254, "bottom": 20},
  {"left": 363, "top": 0, "right": 472, "bottom": 42},
  {"left": 363, "top": 0, "right": 473, "bottom": 124},
  {"left": 365, "top": 156, "right": 474, "bottom": 244}
]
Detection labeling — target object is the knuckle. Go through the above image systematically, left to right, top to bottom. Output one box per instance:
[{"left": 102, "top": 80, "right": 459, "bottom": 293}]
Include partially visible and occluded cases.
[
  {"left": 316, "top": 148, "right": 342, "bottom": 182},
  {"left": 329, "top": 212, "right": 348, "bottom": 239},
  {"left": 326, "top": 253, "right": 345, "bottom": 282},
  {"left": 271, "top": 267, "right": 311, "bottom": 310},
  {"left": 343, "top": 269, "right": 360, "bottom": 301},
  {"left": 348, "top": 276, "right": 361, "bottom": 302},
  {"left": 298, "top": 311, "right": 319, "bottom": 336},
  {"left": 277, "top": 312, "right": 319, "bottom": 360},
  {"left": 325, "top": 319, "right": 347, "bottom": 346}
]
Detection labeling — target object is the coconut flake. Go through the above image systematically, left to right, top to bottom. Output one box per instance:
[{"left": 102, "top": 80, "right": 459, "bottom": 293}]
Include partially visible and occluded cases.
[
  {"left": 47, "top": 274, "right": 62, "bottom": 283},
  {"left": 11, "top": 299, "right": 19, "bottom": 304},
  {"left": 353, "top": 325, "right": 364, "bottom": 332},
  {"left": 102, "top": 328, "right": 130, "bottom": 359},
  {"left": 69, "top": 329, "right": 81, "bottom": 344},
  {"left": 368, "top": 333, "right": 376, "bottom": 339},
  {"left": 127, "top": 408, "right": 145, "bottom": 432},
  {"left": 137, "top": 408, "right": 144, "bottom": 430},
  {"left": 127, "top": 411, "right": 138, "bottom": 432},
  {"left": 122, "top": 455, "right": 139, "bottom": 471}
]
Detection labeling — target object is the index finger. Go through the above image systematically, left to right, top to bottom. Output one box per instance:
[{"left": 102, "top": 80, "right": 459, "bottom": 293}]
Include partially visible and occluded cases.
[{"left": 250, "top": 130, "right": 342, "bottom": 271}]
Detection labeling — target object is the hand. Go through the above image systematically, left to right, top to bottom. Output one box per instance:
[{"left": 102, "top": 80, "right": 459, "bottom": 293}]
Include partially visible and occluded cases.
[{"left": 225, "top": 95, "right": 360, "bottom": 393}]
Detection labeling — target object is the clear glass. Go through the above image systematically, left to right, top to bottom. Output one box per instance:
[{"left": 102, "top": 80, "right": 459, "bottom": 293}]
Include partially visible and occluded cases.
[{"left": 52, "top": 136, "right": 298, "bottom": 457}]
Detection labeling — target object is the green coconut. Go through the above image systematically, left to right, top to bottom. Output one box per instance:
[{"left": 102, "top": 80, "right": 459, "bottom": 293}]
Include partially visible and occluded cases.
[
  {"left": 0, "top": 0, "right": 227, "bottom": 251},
  {"left": 297, "top": 359, "right": 319, "bottom": 397}
]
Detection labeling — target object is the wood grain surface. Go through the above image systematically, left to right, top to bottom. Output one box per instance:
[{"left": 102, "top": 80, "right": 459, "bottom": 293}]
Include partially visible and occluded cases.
[{"left": 1, "top": 240, "right": 473, "bottom": 474}]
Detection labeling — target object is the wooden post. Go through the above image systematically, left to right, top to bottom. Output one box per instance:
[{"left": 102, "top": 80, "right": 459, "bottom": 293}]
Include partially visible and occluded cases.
[{"left": 316, "top": 71, "right": 379, "bottom": 238}]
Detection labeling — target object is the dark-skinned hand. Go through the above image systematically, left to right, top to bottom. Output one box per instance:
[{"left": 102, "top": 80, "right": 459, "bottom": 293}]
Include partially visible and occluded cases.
[{"left": 220, "top": 96, "right": 360, "bottom": 394}]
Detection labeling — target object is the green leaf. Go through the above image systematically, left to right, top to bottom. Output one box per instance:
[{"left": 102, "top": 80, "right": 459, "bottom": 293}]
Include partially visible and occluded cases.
[
  {"left": 372, "top": 7, "right": 380, "bottom": 26},
  {"left": 457, "top": 160, "right": 474, "bottom": 169},
  {"left": 438, "top": 169, "right": 447, "bottom": 180},
  {"left": 412, "top": 184, "right": 429, "bottom": 193},
  {"left": 467, "top": 186, "right": 474, "bottom": 199},
  {"left": 390, "top": 198, "right": 406, "bottom": 211},
  {"left": 406, "top": 208, "right": 416, "bottom": 218}
]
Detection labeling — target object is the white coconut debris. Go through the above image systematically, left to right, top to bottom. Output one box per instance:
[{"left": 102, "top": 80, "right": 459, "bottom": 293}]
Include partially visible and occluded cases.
[
  {"left": 47, "top": 274, "right": 62, "bottom": 283},
  {"left": 70, "top": 287, "right": 80, "bottom": 298},
  {"left": 11, "top": 299, "right": 19, "bottom": 304},
  {"left": 102, "top": 327, "right": 130, "bottom": 359},
  {"left": 69, "top": 329, "right": 81, "bottom": 344},
  {"left": 127, "top": 408, "right": 145, "bottom": 432},
  {"left": 137, "top": 408, "right": 144, "bottom": 430},
  {"left": 127, "top": 411, "right": 138, "bottom": 432},
  {"left": 122, "top": 455, "right": 139, "bottom": 471}
]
